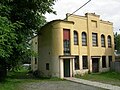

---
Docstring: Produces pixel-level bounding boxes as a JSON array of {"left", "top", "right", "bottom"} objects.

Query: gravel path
[{"left": 21, "top": 81, "right": 105, "bottom": 90}]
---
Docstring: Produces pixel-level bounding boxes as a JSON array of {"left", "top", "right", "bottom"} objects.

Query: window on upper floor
[
  {"left": 63, "top": 29, "right": 70, "bottom": 55},
  {"left": 74, "top": 31, "right": 78, "bottom": 45},
  {"left": 101, "top": 34, "right": 105, "bottom": 47},
  {"left": 82, "top": 32, "right": 87, "bottom": 46},
  {"left": 92, "top": 33, "right": 98, "bottom": 46},
  {"left": 108, "top": 35, "right": 112, "bottom": 48},
  {"left": 91, "top": 20, "right": 97, "bottom": 28},
  {"left": 64, "top": 40, "right": 70, "bottom": 54},
  {"left": 82, "top": 56, "right": 88, "bottom": 69},
  {"left": 74, "top": 56, "right": 79, "bottom": 70}
]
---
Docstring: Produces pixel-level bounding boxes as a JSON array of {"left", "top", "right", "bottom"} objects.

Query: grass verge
[
  {"left": 0, "top": 67, "right": 62, "bottom": 90},
  {"left": 75, "top": 71, "right": 120, "bottom": 86}
]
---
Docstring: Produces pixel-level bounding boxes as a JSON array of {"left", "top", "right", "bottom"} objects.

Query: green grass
[
  {"left": 0, "top": 67, "right": 62, "bottom": 90},
  {"left": 76, "top": 71, "right": 120, "bottom": 86},
  {"left": 0, "top": 79, "right": 22, "bottom": 90}
]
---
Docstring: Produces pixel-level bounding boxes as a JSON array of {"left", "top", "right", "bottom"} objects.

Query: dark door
[
  {"left": 92, "top": 58, "right": 99, "bottom": 73},
  {"left": 64, "top": 59, "right": 70, "bottom": 77}
]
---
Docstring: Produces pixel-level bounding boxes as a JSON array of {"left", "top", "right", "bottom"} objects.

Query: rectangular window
[
  {"left": 82, "top": 56, "right": 88, "bottom": 69},
  {"left": 64, "top": 40, "right": 70, "bottom": 54},
  {"left": 82, "top": 32, "right": 87, "bottom": 46},
  {"left": 91, "top": 20, "right": 97, "bottom": 28},
  {"left": 82, "top": 39, "right": 87, "bottom": 46},
  {"left": 74, "top": 31, "right": 78, "bottom": 45},
  {"left": 46, "top": 63, "right": 49, "bottom": 70},
  {"left": 92, "top": 33, "right": 98, "bottom": 46},
  {"left": 63, "top": 29, "right": 70, "bottom": 55},
  {"left": 74, "top": 56, "right": 79, "bottom": 70},
  {"left": 35, "top": 57, "right": 37, "bottom": 64},
  {"left": 108, "top": 56, "right": 112, "bottom": 67},
  {"left": 102, "top": 56, "right": 106, "bottom": 68},
  {"left": 108, "top": 36, "right": 112, "bottom": 48},
  {"left": 101, "top": 35, "right": 105, "bottom": 47}
]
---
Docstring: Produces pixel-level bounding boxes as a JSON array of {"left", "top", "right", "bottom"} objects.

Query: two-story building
[
  {"left": 37, "top": 13, "right": 114, "bottom": 78},
  {"left": 31, "top": 36, "right": 38, "bottom": 71}
]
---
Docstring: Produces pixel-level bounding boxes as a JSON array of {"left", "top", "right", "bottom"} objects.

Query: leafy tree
[
  {"left": 114, "top": 33, "right": 120, "bottom": 53},
  {"left": 0, "top": 0, "right": 56, "bottom": 80},
  {"left": 0, "top": 16, "right": 20, "bottom": 81}
]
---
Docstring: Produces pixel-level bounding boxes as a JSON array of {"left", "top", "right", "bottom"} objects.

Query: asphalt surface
[{"left": 22, "top": 81, "right": 105, "bottom": 90}]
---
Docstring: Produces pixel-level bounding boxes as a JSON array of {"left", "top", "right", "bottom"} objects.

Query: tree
[
  {"left": 114, "top": 33, "right": 120, "bottom": 53},
  {"left": 0, "top": 16, "right": 20, "bottom": 81},
  {"left": 0, "top": 0, "right": 56, "bottom": 80}
]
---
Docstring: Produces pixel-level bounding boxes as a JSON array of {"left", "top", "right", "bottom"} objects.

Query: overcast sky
[{"left": 45, "top": 0, "right": 120, "bottom": 33}]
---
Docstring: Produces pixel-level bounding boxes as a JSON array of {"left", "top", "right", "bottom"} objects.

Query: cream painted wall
[
  {"left": 67, "top": 13, "right": 114, "bottom": 58},
  {"left": 67, "top": 13, "right": 114, "bottom": 74},
  {"left": 38, "top": 20, "right": 74, "bottom": 77}
]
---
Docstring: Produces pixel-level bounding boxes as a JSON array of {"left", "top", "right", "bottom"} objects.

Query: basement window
[
  {"left": 35, "top": 57, "right": 37, "bottom": 64},
  {"left": 46, "top": 63, "right": 49, "bottom": 70},
  {"left": 82, "top": 56, "right": 88, "bottom": 69},
  {"left": 102, "top": 56, "right": 106, "bottom": 68},
  {"left": 74, "top": 56, "right": 80, "bottom": 70}
]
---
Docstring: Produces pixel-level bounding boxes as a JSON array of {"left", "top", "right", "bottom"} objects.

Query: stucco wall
[
  {"left": 67, "top": 13, "right": 114, "bottom": 74},
  {"left": 31, "top": 36, "right": 38, "bottom": 71},
  {"left": 38, "top": 21, "right": 74, "bottom": 77},
  {"left": 38, "top": 13, "right": 115, "bottom": 78}
]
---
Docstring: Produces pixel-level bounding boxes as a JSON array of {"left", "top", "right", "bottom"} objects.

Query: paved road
[
  {"left": 21, "top": 81, "right": 105, "bottom": 90},
  {"left": 65, "top": 77, "right": 120, "bottom": 90}
]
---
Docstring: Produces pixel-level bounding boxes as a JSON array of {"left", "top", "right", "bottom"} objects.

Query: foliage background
[{"left": 0, "top": 0, "right": 56, "bottom": 80}]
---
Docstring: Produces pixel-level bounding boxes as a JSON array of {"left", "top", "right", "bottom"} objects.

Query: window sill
[
  {"left": 102, "top": 67, "right": 107, "bottom": 68},
  {"left": 101, "top": 46, "right": 106, "bottom": 47},
  {"left": 92, "top": 46, "right": 98, "bottom": 47},
  {"left": 82, "top": 45, "right": 87, "bottom": 46},
  {"left": 74, "top": 44, "right": 79, "bottom": 45},
  {"left": 83, "top": 68, "right": 88, "bottom": 69},
  {"left": 75, "top": 69, "right": 80, "bottom": 70}
]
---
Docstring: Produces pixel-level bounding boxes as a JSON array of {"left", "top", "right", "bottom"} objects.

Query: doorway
[
  {"left": 92, "top": 58, "right": 99, "bottom": 73},
  {"left": 64, "top": 59, "right": 70, "bottom": 77}
]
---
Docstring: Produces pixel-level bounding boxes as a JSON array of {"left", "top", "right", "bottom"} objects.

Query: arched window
[
  {"left": 101, "top": 34, "right": 105, "bottom": 47},
  {"left": 74, "top": 31, "right": 78, "bottom": 45},
  {"left": 108, "top": 35, "right": 111, "bottom": 47},
  {"left": 82, "top": 32, "right": 87, "bottom": 46}
]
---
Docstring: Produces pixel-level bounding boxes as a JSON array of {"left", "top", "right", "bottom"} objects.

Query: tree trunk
[{"left": 0, "top": 60, "right": 7, "bottom": 81}]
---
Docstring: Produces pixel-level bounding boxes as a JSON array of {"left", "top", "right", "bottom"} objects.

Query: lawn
[
  {"left": 76, "top": 71, "right": 120, "bottom": 86},
  {"left": 0, "top": 68, "right": 29, "bottom": 90},
  {"left": 0, "top": 67, "right": 61, "bottom": 90}
]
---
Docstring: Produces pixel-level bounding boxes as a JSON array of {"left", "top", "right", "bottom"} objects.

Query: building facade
[
  {"left": 37, "top": 13, "right": 115, "bottom": 78},
  {"left": 31, "top": 36, "right": 38, "bottom": 71}
]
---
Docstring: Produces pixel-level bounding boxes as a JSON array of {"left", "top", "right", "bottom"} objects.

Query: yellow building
[{"left": 37, "top": 13, "right": 115, "bottom": 78}]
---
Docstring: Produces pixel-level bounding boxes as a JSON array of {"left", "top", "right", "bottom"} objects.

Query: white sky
[{"left": 45, "top": 0, "right": 120, "bottom": 33}]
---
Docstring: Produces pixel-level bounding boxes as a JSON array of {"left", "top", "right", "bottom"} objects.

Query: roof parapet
[
  {"left": 85, "top": 13, "right": 100, "bottom": 17},
  {"left": 100, "top": 19, "right": 113, "bottom": 25}
]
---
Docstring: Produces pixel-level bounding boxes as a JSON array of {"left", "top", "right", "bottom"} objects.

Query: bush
[
  {"left": 33, "top": 70, "right": 44, "bottom": 78},
  {"left": 0, "top": 68, "right": 7, "bottom": 81}
]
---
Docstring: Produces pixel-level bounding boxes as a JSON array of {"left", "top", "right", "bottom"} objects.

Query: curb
[{"left": 64, "top": 77, "right": 120, "bottom": 90}]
